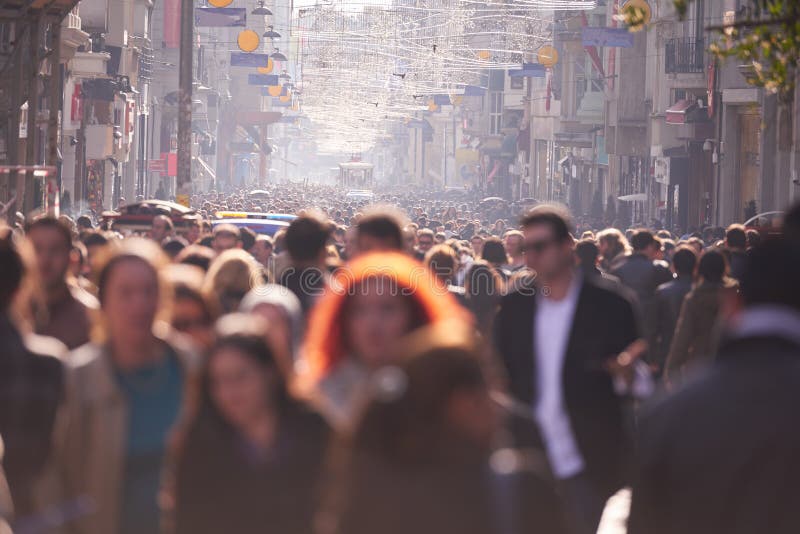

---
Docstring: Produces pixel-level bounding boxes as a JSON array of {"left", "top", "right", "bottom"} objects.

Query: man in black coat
[
  {"left": 651, "top": 245, "right": 697, "bottom": 374},
  {"left": 494, "top": 205, "right": 647, "bottom": 534},
  {"left": 628, "top": 237, "right": 800, "bottom": 534}
]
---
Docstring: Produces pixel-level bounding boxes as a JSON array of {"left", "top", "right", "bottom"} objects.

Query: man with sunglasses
[{"left": 494, "top": 204, "right": 649, "bottom": 534}]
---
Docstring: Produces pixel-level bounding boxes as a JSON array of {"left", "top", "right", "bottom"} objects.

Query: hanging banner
[
  {"left": 195, "top": 7, "right": 246, "bottom": 27},
  {"left": 230, "top": 52, "right": 271, "bottom": 67},
  {"left": 581, "top": 27, "right": 634, "bottom": 48},
  {"left": 248, "top": 74, "right": 279, "bottom": 85}
]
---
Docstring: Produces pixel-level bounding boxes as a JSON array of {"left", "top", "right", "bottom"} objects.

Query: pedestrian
[
  {"left": 211, "top": 223, "right": 243, "bottom": 254},
  {"left": 494, "top": 205, "right": 649, "bottom": 534},
  {"left": 299, "top": 251, "right": 469, "bottom": 428},
  {"left": 0, "top": 227, "right": 67, "bottom": 529},
  {"left": 53, "top": 238, "right": 200, "bottom": 534},
  {"left": 652, "top": 246, "right": 697, "bottom": 376},
  {"left": 322, "top": 322, "right": 568, "bottom": 534},
  {"left": 628, "top": 236, "right": 800, "bottom": 534},
  {"left": 203, "top": 249, "right": 263, "bottom": 314},
  {"left": 26, "top": 216, "right": 98, "bottom": 350},
  {"left": 279, "top": 213, "right": 331, "bottom": 315},
  {"left": 170, "top": 315, "right": 330, "bottom": 534},
  {"left": 150, "top": 214, "right": 174, "bottom": 244},
  {"left": 463, "top": 260, "right": 504, "bottom": 339},
  {"left": 724, "top": 223, "right": 748, "bottom": 281},
  {"left": 354, "top": 208, "right": 406, "bottom": 255},
  {"left": 611, "top": 229, "right": 673, "bottom": 358},
  {"left": 503, "top": 230, "right": 526, "bottom": 273},
  {"left": 595, "top": 228, "right": 629, "bottom": 272},
  {"left": 166, "top": 264, "right": 219, "bottom": 352},
  {"left": 240, "top": 284, "right": 304, "bottom": 379},
  {"left": 664, "top": 248, "right": 738, "bottom": 387}
]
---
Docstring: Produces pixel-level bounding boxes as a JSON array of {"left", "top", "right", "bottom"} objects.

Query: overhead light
[
  {"left": 279, "top": 71, "right": 291, "bottom": 80},
  {"left": 252, "top": 1, "right": 272, "bottom": 15},
  {"left": 263, "top": 26, "right": 281, "bottom": 39},
  {"left": 271, "top": 49, "right": 287, "bottom": 61}
]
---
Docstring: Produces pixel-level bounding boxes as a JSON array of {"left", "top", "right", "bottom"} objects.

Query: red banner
[{"left": 164, "top": 0, "right": 180, "bottom": 48}]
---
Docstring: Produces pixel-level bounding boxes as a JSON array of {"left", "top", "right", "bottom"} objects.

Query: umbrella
[{"left": 618, "top": 193, "right": 647, "bottom": 202}]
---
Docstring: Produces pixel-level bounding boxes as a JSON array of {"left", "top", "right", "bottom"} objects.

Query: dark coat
[
  {"left": 628, "top": 334, "right": 800, "bottom": 534},
  {"left": 664, "top": 280, "right": 736, "bottom": 382},
  {"left": 0, "top": 316, "right": 65, "bottom": 521},
  {"left": 612, "top": 254, "right": 673, "bottom": 349},
  {"left": 174, "top": 407, "right": 330, "bottom": 534},
  {"left": 652, "top": 276, "right": 694, "bottom": 370},
  {"left": 493, "top": 276, "right": 640, "bottom": 497}
]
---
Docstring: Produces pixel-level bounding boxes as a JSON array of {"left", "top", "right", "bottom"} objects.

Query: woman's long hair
[{"left": 299, "top": 252, "right": 471, "bottom": 391}]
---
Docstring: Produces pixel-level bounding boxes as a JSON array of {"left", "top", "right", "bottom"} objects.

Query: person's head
[
  {"left": 687, "top": 236, "right": 704, "bottom": 255},
  {"left": 82, "top": 231, "right": 110, "bottom": 278},
  {"left": 161, "top": 237, "right": 188, "bottom": 260},
  {"left": 697, "top": 248, "right": 726, "bottom": 284},
  {"left": 285, "top": 213, "right": 331, "bottom": 267},
  {"left": 301, "top": 252, "right": 469, "bottom": 386},
  {"left": 0, "top": 227, "right": 26, "bottom": 314},
  {"left": 95, "top": 238, "right": 169, "bottom": 347},
  {"left": 239, "top": 227, "right": 257, "bottom": 252},
  {"left": 596, "top": 228, "right": 629, "bottom": 260},
  {"left": 416, "top": 228, "right": 435, "bottom": 253},
  {"left": 165, "top": 264, "right": 217, "bottom": 351},
  {"left": 470, "top": 234, "right": 485, "bottom": 256},
  {"left": 212, "top": 223, "right": 242, "bottom": 253},
  {"left": 76, "top": 215, "right": 94, "bottom": 232},
  {"left": 25, "top": 216, "right": 73, "bottom": 293},
  {"left": 520, "top": 204, "right": 574, "bottom": 281},
  {"left": 671, "top": 246, "right": 697, "bottom": 278},
  {"left": 203, "top": 315, "right": 290, "bottom": 431},
  {"left": 725, "top": 223, "right": 747, "bottom": 251},
  {"left": 203, "top": 249, "right": 263, "bottom": 314},
  {"left": 240, "top": 284, "right": 303, "bottom": 377},
  {"left": 350, "top": 322, "right": 497, "bottom": 464},
  {"left": 184, "top": 218, "right": 202, "bottom": 244},
  {"left": 574, "top": 238, "right": 599, "bottom": 271},
  {"left": 356, "top": 208, "right": 406, "bottom": 255},
  {"left": 503, "top": 230, "right": 524, "bottom": 259},
  {"left": 424, "top": 244, "right": 458, "bottom": 286},
  {"left": 150, "top": 214, "right": 174, "bottom": 243},
  {"left": 630, "top": 229, "right": 660, "bottom": 259},
  {"left": 175, "top": 244, "right": 216, "bottom": 272},
  {"left": 250, "top": 235, "right": 274, "bottom": 268},
  {"left": 480, "top": 236, "right": 508, "bottom": 266},
  {"left": 745, "top": 228, "right": 761, "bottom": 250},
  {"left": 739, "top": 236, "right": 800, "bottom": 313}
]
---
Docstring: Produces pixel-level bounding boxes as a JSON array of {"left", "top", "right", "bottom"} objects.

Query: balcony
[{"left": 665, "top": 38, "right": 705, "bottom": 74}]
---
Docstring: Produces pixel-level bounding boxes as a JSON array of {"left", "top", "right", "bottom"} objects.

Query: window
[{"left": 490, "top": 91, "right": 503, "bottom": 134}]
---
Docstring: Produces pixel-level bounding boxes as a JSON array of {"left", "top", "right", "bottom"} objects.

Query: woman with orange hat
[{"left": 299, "top": 251, "right": 470, "bottom": 428}]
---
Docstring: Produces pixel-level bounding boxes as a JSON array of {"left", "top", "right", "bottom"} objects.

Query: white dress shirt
[{"left": 533, "top": 275, "right": 585, "bottom": 479}]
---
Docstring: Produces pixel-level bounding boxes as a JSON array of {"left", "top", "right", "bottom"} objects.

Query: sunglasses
[{"left": 523, "top": 238, "right": 558, "bottom": 254}]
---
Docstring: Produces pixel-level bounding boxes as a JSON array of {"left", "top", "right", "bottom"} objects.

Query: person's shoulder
[
  {"left": 68, "top": 342, "right": 104, "bottom": 371},
  {"left": 22, "top": 333, "right": 68, "bottom": 379},
  {"left": 583, "top": 274, "right": 635, "bottom": 306}
]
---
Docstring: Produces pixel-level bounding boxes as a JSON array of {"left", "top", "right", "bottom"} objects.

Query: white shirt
[{"left": 533, "top": 275, "right": 585, "bottom": 479}]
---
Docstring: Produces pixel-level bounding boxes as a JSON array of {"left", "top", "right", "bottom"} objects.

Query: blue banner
[
  {"left": 195, "top": 8, "right": 246, "bottom": 27},
  {"left": 581, "top": 27, "right": 634, "bottom": 48},
  {"left": 248, "top": 74, "right": 279, "bottom": 85},
  {"left": 508, "top": 63, "right": 546, "bottom": 78},
  {"left": 230, "top": 52, "right": 271, "bottom": 68}
]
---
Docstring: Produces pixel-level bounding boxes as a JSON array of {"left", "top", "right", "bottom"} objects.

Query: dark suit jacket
[
  {"left": 652, "top": 276, "right": 694, "bottom": 370},
  {"left": 493, "top": 275, "right": 640, "bottom": 497},
  {"left": 628, "top": 334, "right": 800, "bottom": 534}
]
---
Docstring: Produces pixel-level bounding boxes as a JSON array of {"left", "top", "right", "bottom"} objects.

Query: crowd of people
[{"left": 2, "top": 183, "right": 800, "bottom": 534}]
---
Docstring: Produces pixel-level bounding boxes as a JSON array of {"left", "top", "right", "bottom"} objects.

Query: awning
[
  {"left": 618, "top": 193, "right": 647, "bottom": 202},
  {"left": 665, "top": 99, "right": 697, "bottom": 125}
]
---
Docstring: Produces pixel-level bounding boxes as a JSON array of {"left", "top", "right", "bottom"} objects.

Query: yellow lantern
[
  {"left": 621, "top": 0, "right": 652, "bottom": 32},
  {"left": 208, "top": 0, "right": 233, "bottom": 6},
  {"left": 537, "top": 45, "right": 558, "bottom": 68},
  {"left": 291, "top": 103, "right": 300, "bottom": 111},
  {"left": 279, "top": 94, "right": 291, "bottom": 103},
  {"left": 257, "top": 57, "right": 275, "bottom": 74},
  {"left": 267, "top": 85, "right": 283, "bottom": 97},
  {"left": 449, "top": 94, "right": 464, "bottom": 106},
  {"left": 477, "top": 50, "right": 491, "bottom": 60},
  {"left": 237, "top": 30, "right": 259, "bottom": 53},
  {"left": 427, "top": 100, "right": 438, "bottom": 112}
]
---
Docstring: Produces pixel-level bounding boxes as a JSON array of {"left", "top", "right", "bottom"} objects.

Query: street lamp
[
  {"left": 263, "top": 26, "right": 281, "bottom": 39},
  {"left": 271, "top": 49, "right": 287, "bottom": 61},
  {"left": 252, "top": 1, "right": 273, "bottom": 15}
]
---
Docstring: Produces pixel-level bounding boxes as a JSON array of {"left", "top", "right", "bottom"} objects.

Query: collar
[
  {"left": 536, "top": 270, "right": 582, "bottom": 305},
  {"left": 727, "top": 305, "right": 800, "bottom": 347}
]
